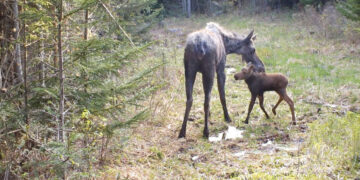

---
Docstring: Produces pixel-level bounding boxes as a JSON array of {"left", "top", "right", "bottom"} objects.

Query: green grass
[{"left": 101, "top": 12, "right": 360, "bottom": 179}]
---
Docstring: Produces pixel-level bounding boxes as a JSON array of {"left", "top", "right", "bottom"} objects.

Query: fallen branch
[
  {"left": 256, "top": 133, "right": 290, "bottom": 143},
  {"left": 0, "top": 129, "right": 22, "bottom": 139},
  {"left": 301, "top": 99, "right": 350, "bottom": 110}
]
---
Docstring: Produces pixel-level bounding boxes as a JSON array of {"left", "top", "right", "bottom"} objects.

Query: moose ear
[
  {"left": 252, "top": 35, "right": 256, "bottom": 41},
  {"left": 245, "top": 30, "right": 254, "bottom": 41}
]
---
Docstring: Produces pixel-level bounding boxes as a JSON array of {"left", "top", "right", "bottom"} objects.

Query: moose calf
[{"left": 234, "top": 65, "right": 296, "bottom": 125}]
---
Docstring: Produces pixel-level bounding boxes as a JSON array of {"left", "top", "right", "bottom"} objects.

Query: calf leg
[
  {"left": 283, "top": 91, "right": 296, "bottom": 125},
  {"left": 202, "top": 72, "right": 214, "bottom": 138},
  {"left": 272, "top": 91, "right": 283, "bottom": 115},
  {"left": 217, "top": 60, "right": 231, "bottom": 122},
  {"left": 179, "top": 68, "right": 197, "bottom": 138},
  {"left": 258, "top": 95, "right": 270, "bottom": 119},
  {"left": 245, "top": 94, "right": 257, "bottom": 124}
]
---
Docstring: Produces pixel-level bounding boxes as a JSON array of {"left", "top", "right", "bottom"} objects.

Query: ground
[{"left": 101, "top": 12, "right": 360, "bottom": 179}]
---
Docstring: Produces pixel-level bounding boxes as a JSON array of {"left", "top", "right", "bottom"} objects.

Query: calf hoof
[
  {"left": 243, "top": 120, "right": 249, "bottom": 124},
  {"left": 292, "top": 121, "right": 296, "bottom": 125},
  {"left": 266, "top": 115, "right": 270, "bottom": 119},
  {"left": 272, "top": 109, "right": 277, "bottom": 115}
]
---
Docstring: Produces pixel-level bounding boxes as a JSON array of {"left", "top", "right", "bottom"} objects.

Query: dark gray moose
[{"left": 178, "top": 22, "right": 260, "bottom": 138}]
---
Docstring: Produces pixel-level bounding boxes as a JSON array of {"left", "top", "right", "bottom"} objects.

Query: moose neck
[{"left": 224, "top": 37, "right": 241, "bottom": 55}]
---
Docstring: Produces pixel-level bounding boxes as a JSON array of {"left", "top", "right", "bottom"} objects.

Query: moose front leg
[
  {"left": 217, "top": 60, "right": 232, "bottom": 122},
  {"left": 245, "top": 94, "right": 257, "bottom": 124}
]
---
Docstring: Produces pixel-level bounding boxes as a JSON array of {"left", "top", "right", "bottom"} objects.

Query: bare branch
[{"left": 99, "top": 0, "right": 135, "bottom": 47}]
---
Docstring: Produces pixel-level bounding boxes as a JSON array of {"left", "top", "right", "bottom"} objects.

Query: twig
[
  {"left": 256, "top": 133, "right": 290, "bottom": 142},
  {"left": 0, "top": 129, "right": 22, "bottom": 139},
  {"left": 99, "top": 0, "right": 135, "bottom": 47},
  {"left": 302, "top": 99, "right": 350, "bottom": 110}
]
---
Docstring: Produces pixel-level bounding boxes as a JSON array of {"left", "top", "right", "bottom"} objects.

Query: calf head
[{"left": 234, "top": 65, "right": 254, "bottom": 80}]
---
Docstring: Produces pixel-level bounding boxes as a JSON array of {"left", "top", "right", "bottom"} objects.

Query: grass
[{"left": 101, "top": 11, "right": 360, "bottom": 179}]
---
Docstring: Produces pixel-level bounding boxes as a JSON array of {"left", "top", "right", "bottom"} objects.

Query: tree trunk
[
  {"left": 58, "top": 0, "right": 65, "bottom": 143},
  {"left": 12, "top": 0, "right": 24, "bottom": 84},
  {"left": 0, "top": 65, "right": 2, "bottom": 90},
  {"left": 23, "top": 2, "right": 28, "bottom": 125},
  {"left": 182, "top": 0, "right": 186, "bottom": 14},
  {"left": 39, "top": 33, "right": 45, "bottom": 87},
  {"left": 84, "top": 9, "right": 88, "bottom": 40},
  {"left": 51, "top": 6, "right": 58, "bottom": 68},
  {"left": 208, "top": 0, "right": 212, "bottom": 15},
  {"left": 187, "top": 0, "right": 191, "bottom": 18}
]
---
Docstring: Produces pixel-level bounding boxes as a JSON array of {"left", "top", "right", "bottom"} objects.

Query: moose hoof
[
  {"left": 225, "top": 117, "right": 232, "bottom": 123},
  {"left": 178, "top": 132, "right": 186, "bottom": 138},
  {"left": 272, "top": 109, "right": 277, "bottom": 115},
  {"left": 203, "top": 130, "right": 209, "bottom": 138},
  {"left": 243, "top": 120, "right": 249, "bottom": 124}
]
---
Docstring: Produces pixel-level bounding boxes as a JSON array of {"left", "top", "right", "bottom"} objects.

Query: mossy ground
[{"left": 101, "top": 12, "right": 360, "bottom": 179}]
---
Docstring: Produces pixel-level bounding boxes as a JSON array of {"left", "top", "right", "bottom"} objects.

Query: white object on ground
[
  {"left": 261, "top": 140, "right": 273, "bottom": 147},
  {"left": 209, "top": 132, "right": 224, "bottom": 142},
  {"left": 226, "top": 67, "right": 236, "bottom": 75},
  {"left": 191, "top": 156, "right": 199, "bottom": 161},
  {"left": 225, "top": 126, "right": 244, "bottom": 140},
  {"left": 233, "top": 151, "right": 246, "bottom": 157}
]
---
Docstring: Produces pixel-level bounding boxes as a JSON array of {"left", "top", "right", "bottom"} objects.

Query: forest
[{"left": 0, "top": 0, "right": 359, "bottom": 179}]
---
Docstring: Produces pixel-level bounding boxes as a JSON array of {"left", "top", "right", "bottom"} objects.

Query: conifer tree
[
  {"left": 337, "top": 0, "right": 360, "bottom": 22},
  {"left": 0, "top": 0, "right": 164, "bottom": 178}
]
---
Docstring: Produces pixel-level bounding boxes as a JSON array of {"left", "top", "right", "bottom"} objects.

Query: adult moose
[{"left": 178, "top": 22, "right": 259, "bottom": 138}]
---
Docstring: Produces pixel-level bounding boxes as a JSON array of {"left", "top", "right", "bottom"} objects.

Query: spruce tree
[
  {"left": 337, "top": 0, "right": 360, "bottom": 22},
  {"left": 0, "top": 0, "right": 164, "bottom": 178}
]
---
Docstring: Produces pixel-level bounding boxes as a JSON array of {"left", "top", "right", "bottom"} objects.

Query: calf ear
[{"left": 248, "top": 64, "right": 255, "bottom": 72}]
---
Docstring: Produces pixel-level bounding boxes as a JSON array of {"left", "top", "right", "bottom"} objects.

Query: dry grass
[{"left": 100, "top": 11, "right": 360, "bottom": 179}]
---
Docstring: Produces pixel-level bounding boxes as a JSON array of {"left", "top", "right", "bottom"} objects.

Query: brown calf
[{"left": 234, "top": 65, "right": 296, "bottom": 125}]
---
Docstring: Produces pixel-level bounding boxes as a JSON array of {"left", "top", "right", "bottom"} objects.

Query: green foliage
[
  {"left": 308, "top": 112, "right": 360, "bottom": 173},
  {"left": 337, "top": 0, "right": 360, "bottom": 23},
  {"left": 0, "top": 0, "right": 165, "bottom": 178}
]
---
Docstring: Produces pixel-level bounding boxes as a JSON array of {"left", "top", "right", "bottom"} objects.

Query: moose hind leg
[
  {"left": 202, "top": 72, "right": 214, "bottom": 138},
  {"left": 272, "top": 91, "right": 283, "bottom": 115},
  {"left": 217, "top": 61, "right": 231, "bottom": 122},
  {"left": 179, "top": 68, "right": 197, "bottom": 138},
  {"left": 283, "top": 92, "right": 296, "bottom": 125}
]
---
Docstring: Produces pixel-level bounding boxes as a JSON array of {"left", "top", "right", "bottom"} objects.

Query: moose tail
[{"left": 194, "top": 41, "right": 206, "bottom": 60}]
